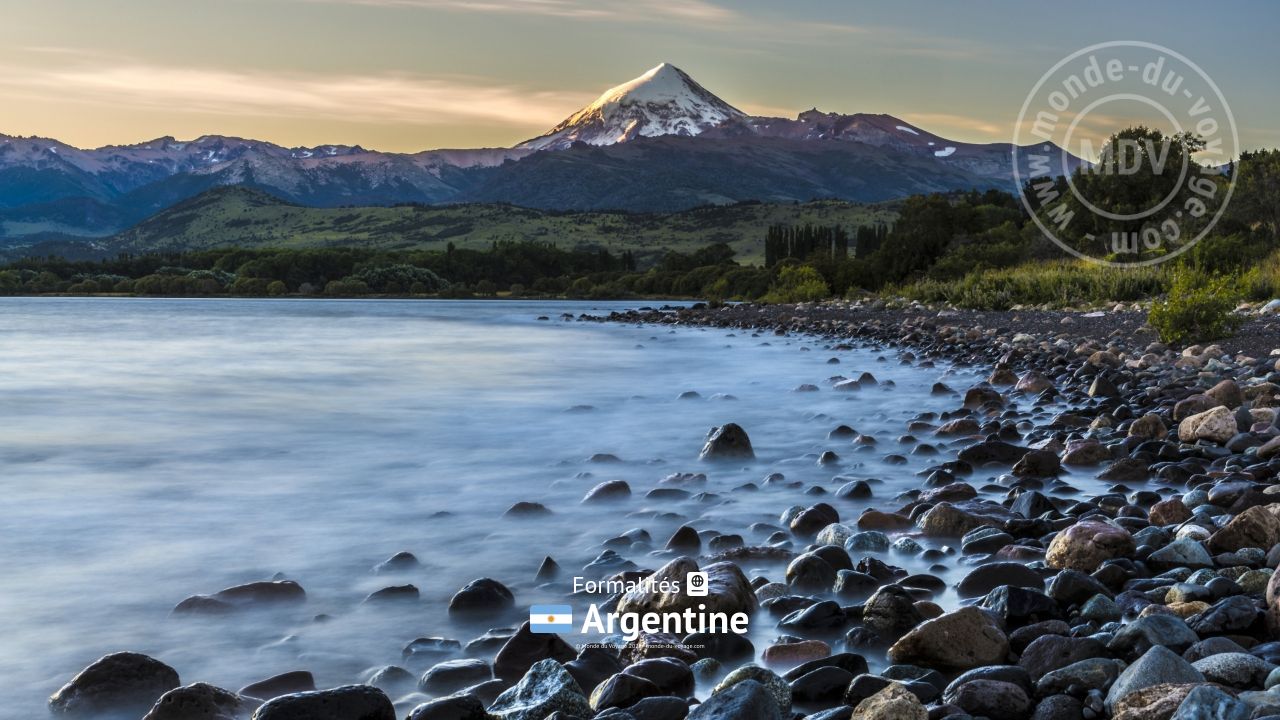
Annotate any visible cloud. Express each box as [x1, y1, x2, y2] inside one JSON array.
[[0, 62, 591, 129], [901, 113, 1008, 138], [300, 0, 736, 22]]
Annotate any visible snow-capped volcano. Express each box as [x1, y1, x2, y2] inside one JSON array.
[[517, 63, 745, 151]]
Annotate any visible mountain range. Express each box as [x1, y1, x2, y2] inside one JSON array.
[[0, 63, 1079, 250]]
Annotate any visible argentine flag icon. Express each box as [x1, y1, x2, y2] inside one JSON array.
[[529, 605, 573, 633]]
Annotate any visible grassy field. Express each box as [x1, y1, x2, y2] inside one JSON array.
[[109, 187, 896, 265]]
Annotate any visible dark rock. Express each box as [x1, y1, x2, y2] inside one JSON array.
[[487, 659, 591, 720], [493, 622, 577, 682], [252, 685, 394, 720], [141, 683, 254, 720], [447, 578, 514, 616], [48, 652, 180, 717], [420, 659, 491, 694], [957, 563, 1044, 598], [406, 694, 489, 720], [700, 424, 755, 460], [689, 679, 781, 720], [239, 671, 315, 701]]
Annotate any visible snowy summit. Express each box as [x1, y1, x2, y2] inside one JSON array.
[[518, 63, 745, 151]]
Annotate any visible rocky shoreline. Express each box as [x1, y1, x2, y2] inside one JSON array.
[[45, 299, 1280, 720]]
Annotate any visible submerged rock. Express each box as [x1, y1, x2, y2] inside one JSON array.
[[700, 423, 755, 460]]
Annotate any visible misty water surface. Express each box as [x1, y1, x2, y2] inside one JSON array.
[[0, 298, 1020, 717]]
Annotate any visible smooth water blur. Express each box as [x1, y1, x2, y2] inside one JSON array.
[[0, 298, 992, 717]]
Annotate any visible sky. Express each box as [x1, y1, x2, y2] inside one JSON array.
[[1, 0, 1276, 153]]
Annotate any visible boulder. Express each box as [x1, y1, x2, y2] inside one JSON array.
[[1104, 646, 1204, 712], [488, 659, 591, 720], [447, 578, 514, 616], [49, 652, 180, 717], [850, 682, 927, 720], [493, 622, 577, 682], [699, 424, 754, 460], [1177, 406, 1238, 444], [1207, 504, 1280, 554], [710, 666, 789, 716], [1045, 521, 1135, 572], [142, 683, 254, 720], [887, 606, 1009, 671], [689, 679, 780, 720], [250, 686, 394, 720]]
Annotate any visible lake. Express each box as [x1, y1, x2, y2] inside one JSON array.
[[0, 297, 984, 718]]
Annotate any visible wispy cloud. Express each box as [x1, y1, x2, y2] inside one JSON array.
[[0, 61, 591, 128], [300, 0, 735, 22], [902, 113, 1008, 138]]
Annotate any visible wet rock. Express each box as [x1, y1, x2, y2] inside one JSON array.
[[1108, 614, 1199, 656], [789, 666, 854, 704], [406, 694, 489, 720], [488, 659, 590, 720], [1016, 372, 1054, 394], [784, 553, 836, 592], [1128, 413, 1168, 440], [665, 526, 701, 553], [710, 666, 790, 716], [564, 647, 623, 696], [1032, 694, 1084, 720], [683, 632, 753, 663], [447, 578, 514, 616], [239, 672, 315, 701], [916, 502, 989, 537], [1207, 379, 1244, 408], [762, 639, 832, 666], [862, 585, 925, 637], [1061, 438, 1112, 465], [251, 685, 394, 720], [1148, 538, 1214, 570], [945, 679, 1031, 720], [1207, 504, 1280, 554], [1191, 652, 1273, 688], [1018, 635, 1107, 680], [590, 673, 661, 711], [420, 659, 491, 694], [366, 666, 416, 696], [789, 504, 840, 536], [373, 551, 420, 573], [958, 439, 1026, 465], [622, 657, 693, 697], [1169, 684, 1251, 720], [699, 424, 754, 460], [364, 584, 418, 603], [175, 580, 306, 614], [1149, 497, 1192, 525], [1046, 520, 1135, 572], [504, 501, 551, 517], [849, 682, 927, 720], [49, 652, 181, 717], [1034, 658, 1123, 696], [493, 622, 577, 682], [1013, 449, 1062, 477], [617, 557, 755, 616], [1110, 682, 1196, 720], [964, 385, 1005, 409], [584, 480, 632, 503], [625, 696, 690, 720], [887, 606, 1009, 671], [690, 679, 780, 720], [1178, 406, 1237, 444], [979, 585, 1060, 626], [957, 563, 1043, 598], [1188, 595, 1263, 635], [142, 683, 255, 720], [1104, 645, 1204, 712]]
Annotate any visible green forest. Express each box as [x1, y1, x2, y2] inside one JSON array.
[[2, 131, 1277, 312]]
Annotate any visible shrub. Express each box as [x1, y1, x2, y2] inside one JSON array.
[[352, 264, 446, 293], [267, 280, 288, 296], [323, 278, 370, 296], [1147, 266, 1243, 345], [763, 265, 831, 304]]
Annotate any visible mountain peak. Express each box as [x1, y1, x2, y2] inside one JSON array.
[[517, 63, 744, 151]]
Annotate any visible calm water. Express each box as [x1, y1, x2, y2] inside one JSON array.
[[0, 298, 994, 717]]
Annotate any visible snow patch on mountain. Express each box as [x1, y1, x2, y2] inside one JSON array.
[[934, 146, 956, 157], [517, 63, 745, 151]]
